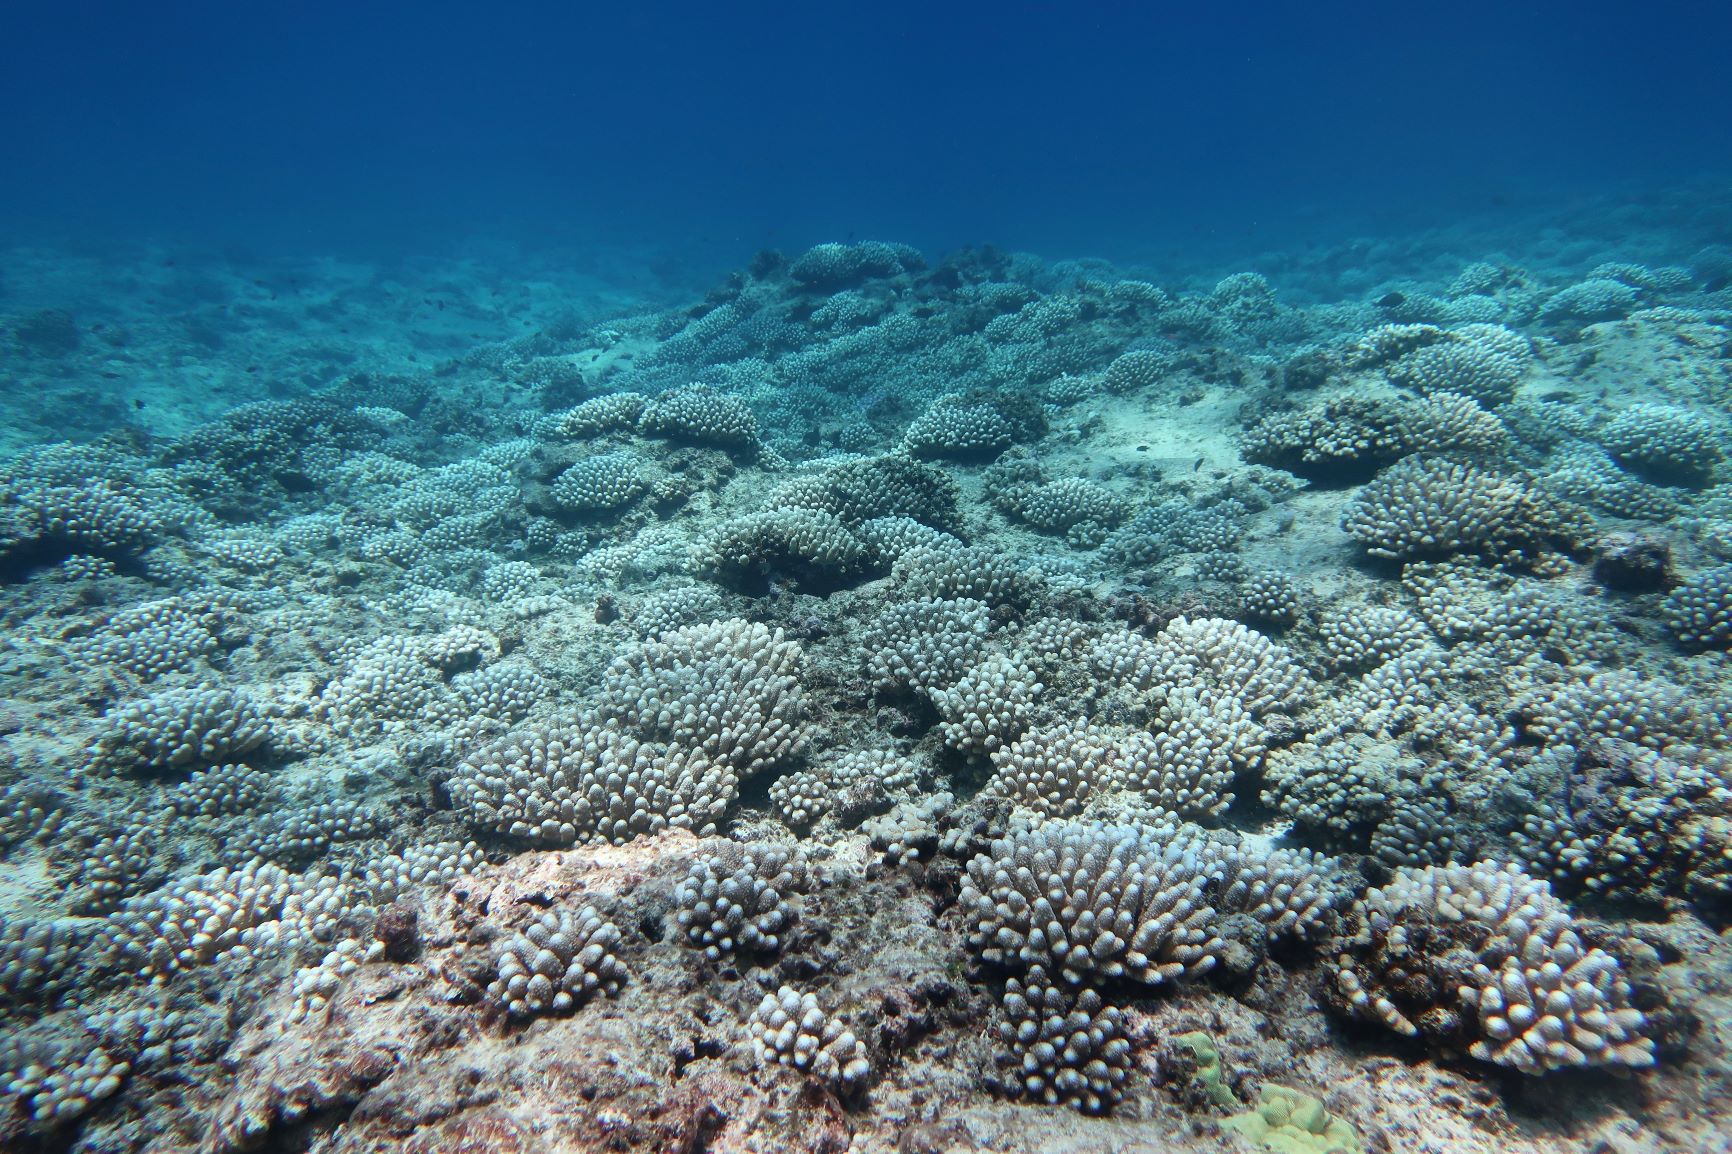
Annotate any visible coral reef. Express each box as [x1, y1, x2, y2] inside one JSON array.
[[1385, 323, 1532, 407], [4, 222, 1731, 1154], [449, 726, 738, 846], [1242, 392, 1504, 482], [487, 905, 628, 1019], [960, 820, 1223, 986], [550, 451, 650, 513], [92, 687, 270, 774], [671, 843, 809, 960], [1662, 565, 1732, 649], [638, 385, 761, 456], [1328, 862, 1656, 1073], [695, 507, 871, 593], [988, 966, 1133, 1114], [747, 985, 871, 1089], [1602, 403, 1722, 487], [1341, 456, 1588, 563]]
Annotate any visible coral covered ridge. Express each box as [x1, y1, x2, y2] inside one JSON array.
[[1, 228, 1729, 1153]]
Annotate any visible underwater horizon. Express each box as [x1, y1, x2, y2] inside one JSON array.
[[5, 4, 1732, 1153]]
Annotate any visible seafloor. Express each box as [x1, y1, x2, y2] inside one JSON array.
[[3, 198, 1732, 1154]]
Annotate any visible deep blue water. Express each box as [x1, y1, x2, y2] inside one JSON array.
[[4, 0, 1730, 273]]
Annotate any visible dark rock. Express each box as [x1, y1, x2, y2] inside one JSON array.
[[1593, 531, 1671, 592], [374, 902, 421, 962]]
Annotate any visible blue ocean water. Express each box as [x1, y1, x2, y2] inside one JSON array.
[[5, 1, 1730, 270], [5, 4, 1732, 1150]]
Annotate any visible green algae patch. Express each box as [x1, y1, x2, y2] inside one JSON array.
[[1172, 1031, 1239, 1110], [1223, 1084, 1362, 1154]]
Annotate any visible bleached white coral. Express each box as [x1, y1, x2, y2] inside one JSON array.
[[1331, 861, 1654, 1073], [593, 619, 806, 775], [449, 726, 738, 847], [960, 819, 1223, 986], [748, 985, 871, 1089], [488, 906, 627, 1019]]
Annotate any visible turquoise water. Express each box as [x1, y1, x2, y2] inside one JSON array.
[[2, 5, 1731, 1151]]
